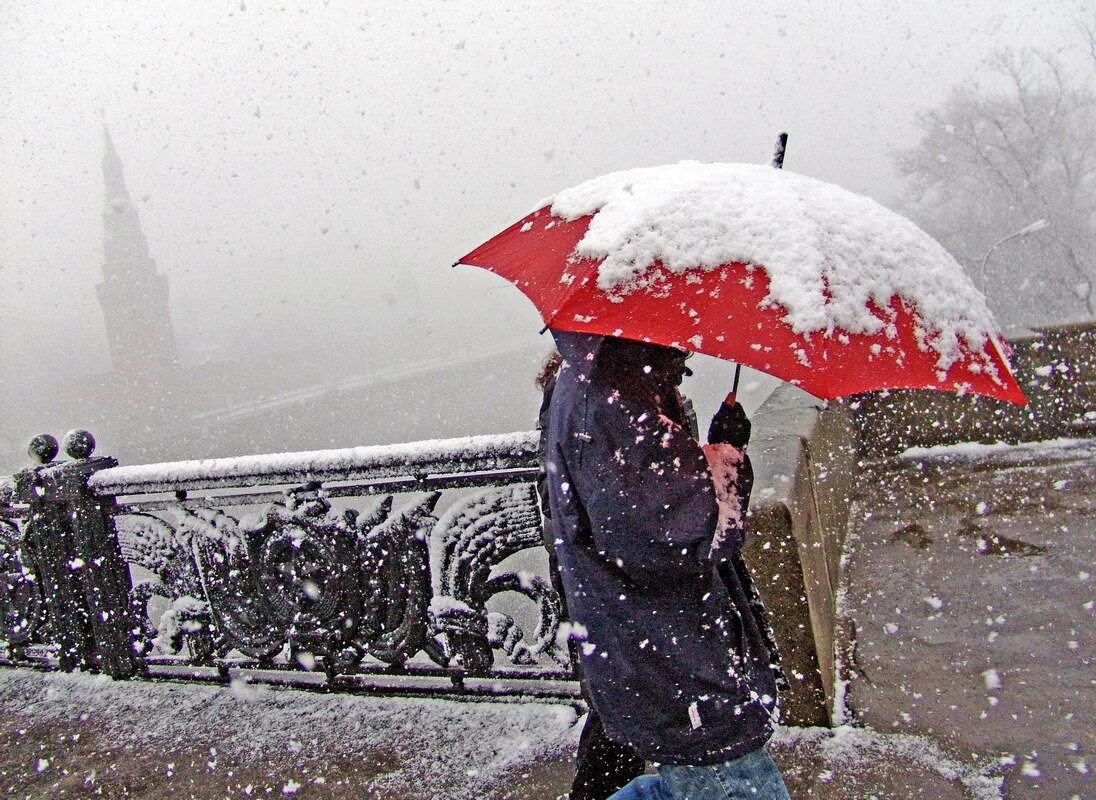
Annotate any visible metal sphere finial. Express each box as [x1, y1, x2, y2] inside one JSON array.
[[27, 434, 59, 464], [62, 429, 96, 460]]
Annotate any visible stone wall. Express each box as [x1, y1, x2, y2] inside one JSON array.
[[744, 321, 1095, 726], [853, 322, 1095, 455], [744, 384, 858, 726]]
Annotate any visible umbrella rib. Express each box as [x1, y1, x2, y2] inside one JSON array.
[[530, 265, 595, 334], [540, 287, 584, 334]]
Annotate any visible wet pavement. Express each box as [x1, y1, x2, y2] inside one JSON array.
[[840, 437, 1095, 800]]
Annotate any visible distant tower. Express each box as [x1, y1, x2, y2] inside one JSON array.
[[96, 126, 177, 381]]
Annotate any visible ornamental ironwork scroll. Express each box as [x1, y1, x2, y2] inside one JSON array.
[[110, 483, 568, 675], [2, 429, 573, 694], [0, 510, 45, 649], [429, 484, 568, 672]]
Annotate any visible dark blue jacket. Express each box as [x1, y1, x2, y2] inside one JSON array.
[[545, 332, 779, 765]]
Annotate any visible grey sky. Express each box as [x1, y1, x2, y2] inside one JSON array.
[[1, 0, 1090, 385]]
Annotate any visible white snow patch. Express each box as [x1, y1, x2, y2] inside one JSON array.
[[981, 669, 1002, 691], [832, 586, 852, 725], [546, 161, 1000, 371], [899, 437, 1096, 462], [151, 596, 210, 654], [772, 725, 1004, 800], [90, 431, 540, 492]]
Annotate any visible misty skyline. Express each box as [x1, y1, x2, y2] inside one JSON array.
[[2, 1, 1092, 468]]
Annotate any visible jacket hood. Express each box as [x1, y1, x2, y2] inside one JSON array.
[[549, 330, 607, 383], [550, 330, 688, 389]]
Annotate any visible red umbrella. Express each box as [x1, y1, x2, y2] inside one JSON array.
[[456, 162, 1026, 405]]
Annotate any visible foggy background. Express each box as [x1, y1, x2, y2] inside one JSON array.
[[2, 1, 1093, 474]]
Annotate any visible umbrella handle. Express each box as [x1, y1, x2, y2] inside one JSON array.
[[725, 364, 742, 406]]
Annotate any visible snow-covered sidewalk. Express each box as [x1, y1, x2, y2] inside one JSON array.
[[0, 667, 580, 799], [0, 666, 1010, 799]]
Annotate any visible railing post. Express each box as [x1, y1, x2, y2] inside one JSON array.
[[15, 431, 143, 678], [12, 433, 97, 671], [57, 430, 144, 678]]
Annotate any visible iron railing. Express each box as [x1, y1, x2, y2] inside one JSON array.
[[0, 429, 579, 701]]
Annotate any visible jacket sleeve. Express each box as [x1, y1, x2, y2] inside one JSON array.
[[567, 398, 721, 586]]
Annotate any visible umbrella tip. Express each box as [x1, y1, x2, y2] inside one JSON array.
[[451, 261, 461, 268], [771, 132, 789, 169]]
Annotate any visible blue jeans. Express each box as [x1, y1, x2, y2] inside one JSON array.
[[606, 747, 790, 800]]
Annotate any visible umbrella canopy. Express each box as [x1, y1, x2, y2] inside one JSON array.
[[457, 162, 1026, 405]]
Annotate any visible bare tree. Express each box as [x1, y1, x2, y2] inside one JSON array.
[[896, 45, 1096, 326], [1082, 14, 1096, 68]]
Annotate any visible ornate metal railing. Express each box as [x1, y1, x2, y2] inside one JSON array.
[[0, 429, 578, 701]]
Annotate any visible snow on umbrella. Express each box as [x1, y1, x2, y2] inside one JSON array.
[[456, 161, 1026, 405]]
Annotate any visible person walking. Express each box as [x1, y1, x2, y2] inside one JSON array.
[[536, 349, 647, 800], [543, 332, 789, 800]]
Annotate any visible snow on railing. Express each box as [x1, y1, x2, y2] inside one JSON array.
[[90, 431, 541, 495]]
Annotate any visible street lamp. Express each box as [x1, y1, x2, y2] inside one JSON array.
[[977, 219, 1050, 291]]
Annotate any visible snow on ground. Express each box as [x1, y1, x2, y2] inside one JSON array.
[[773, 726, 1004, 800], [898, 436, 1096, 462], [0, 668, 579, 799], [0, 662, 1010, 800], [546, 161, 999, 371], [0, 663, 1016, 800]]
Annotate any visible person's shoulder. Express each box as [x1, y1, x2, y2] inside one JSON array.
[[546, 386, 631, 452], [584, 386, 642, 427]]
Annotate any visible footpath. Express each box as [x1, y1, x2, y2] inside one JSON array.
[[0, 665, 1011, 800]]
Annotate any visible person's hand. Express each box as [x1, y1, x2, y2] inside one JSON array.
[[708, 400, 751, 448]]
